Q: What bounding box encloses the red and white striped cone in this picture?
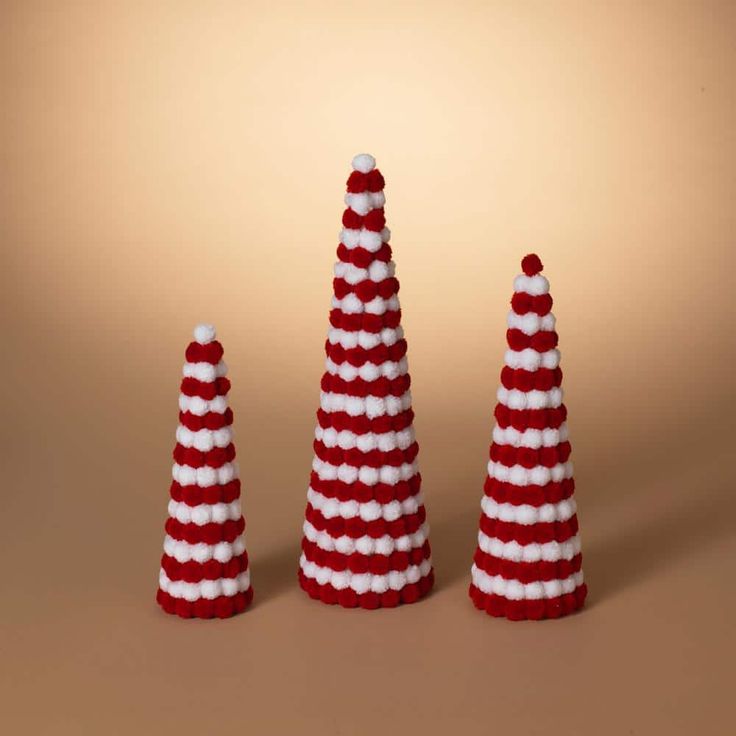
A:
[298,154,434,609]
[156,324,253,619]
[469,255,587,620]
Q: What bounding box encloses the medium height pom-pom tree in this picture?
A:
[469,256,587,620]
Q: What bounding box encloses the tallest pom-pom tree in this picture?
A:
[469,255,587,620]
[298,154,434,609]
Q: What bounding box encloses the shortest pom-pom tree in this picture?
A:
[469,255,587,620]
[156,324,252,619]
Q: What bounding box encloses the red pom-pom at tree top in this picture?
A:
[156,324,253,619]
[469,256,587,620]
[298,154,434,608]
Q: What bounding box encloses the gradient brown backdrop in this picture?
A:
[2,1,735,734]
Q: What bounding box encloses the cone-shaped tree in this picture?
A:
[469,255,587,620]
[157,324,252,618]
[299,154,434,609]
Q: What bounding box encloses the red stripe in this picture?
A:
[178,408,233,432]
[180,376,231,400]
[337,242,391,269]
[325,339,407,367]
[346,169,385,194]
[342,207,386,231]
[172,442,236,469]
[483,476,575,505]
[156,587,252,619]
[510,292,553,316]
[170,479,241,506]
[165,516,245,545]
[160,551,249,583]
[320,372,409,398]
[305,503,425,539]
[494,404,567,431]
[489,441,572,468]
[301,538,431,574]
[478,513,578,545]
[472,549,583,583]
[501,366,562,392]
[506,328,559,352]
[313,439,418,468]
[468,582,586,620]
[184,341,224,364]
[310,471,421,503]
[329,309,401,333]
[316,408,414,435]
[333,277,398,301]
[299,568,433,609]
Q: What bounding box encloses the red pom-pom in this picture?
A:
[521,253,543,276]
[215,596,235,618]
[366,169,385,192]
[346,171,368,193]
[342,208,362,229]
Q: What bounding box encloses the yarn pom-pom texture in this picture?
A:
[156,325,253,619]
[298,154,434,609]
[468,256,587,620]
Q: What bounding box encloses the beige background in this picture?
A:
[2,1,735,733]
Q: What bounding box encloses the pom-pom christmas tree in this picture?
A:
[469,255,587,620]
[156,324,253,618]
[298,154,434,608]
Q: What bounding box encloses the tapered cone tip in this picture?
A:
[521,254,543,276]
[351,153,376,173]
[193,324,217,344]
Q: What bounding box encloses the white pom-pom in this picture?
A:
[352,153,376,173]
[193,323,216,344]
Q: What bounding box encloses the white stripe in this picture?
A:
[300,554,431,595]
[163,535,247,564]
[481,496,576,525]
[339,228,382,251]
[325,356,408,382]
[307,487,423,521]
[167,499,242,525]
[476,532,581,563]
[492,424,569,449]
[158,569,251,601]
[331,294,400,315]
[334,260,395,285]
[319,390,412,418]
[504,348,560,371]
[176,425,233,451]
[182,360,228,383]
[497,386,563,410]
[327,326,403,350]
[315,425,415,452]
[471,565,583,600]
[178,394,228,416]
[507,311,555,335]
[513,273,550,296]
[343,191,386,216]
[312,457,418,486]
[172,461,238,487]
[302,520,429,556]
[486,460,574,487]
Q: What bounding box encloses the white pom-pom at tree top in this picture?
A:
[156,325,253,618]
[298,154,434,608]
[469,254,587,620]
